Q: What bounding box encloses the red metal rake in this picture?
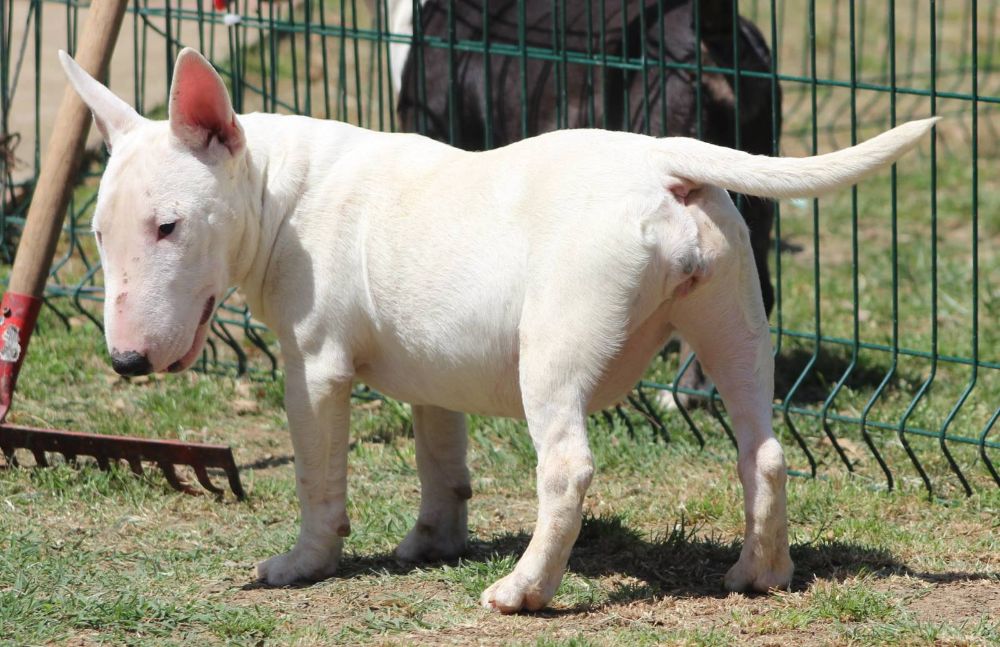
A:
[0,0,245,500]
[0,424,244,498]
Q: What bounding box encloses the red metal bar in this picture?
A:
[0,292,42,422]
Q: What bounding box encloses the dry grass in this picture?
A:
[0,310,998,644]
[2,1,998,644]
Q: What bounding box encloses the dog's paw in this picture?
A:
[654,390,679,411]
[256,544,341,586]
[723,554,793,593]
[396,520,467,563]
[654,388,712,412]
[480,570,557,613]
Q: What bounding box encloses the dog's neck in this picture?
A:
[230,113,365,325]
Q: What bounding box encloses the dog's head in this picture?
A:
[61,48,249,376]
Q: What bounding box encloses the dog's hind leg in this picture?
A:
[671,240,793,593]
[396,405,471,562]
[479,271,637,612]
[666,195,775,412]
[257,354,353,585]
[479,356,594,612]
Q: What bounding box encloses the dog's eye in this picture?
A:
[157,222,177,240]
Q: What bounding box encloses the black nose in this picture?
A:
[110,349,152,376]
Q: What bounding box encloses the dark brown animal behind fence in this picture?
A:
[397,0,781,401]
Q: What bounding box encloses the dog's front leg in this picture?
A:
[257,356,352,585]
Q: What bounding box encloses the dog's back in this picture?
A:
[395,0,782,375]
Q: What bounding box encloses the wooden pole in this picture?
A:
[8,0,129,297]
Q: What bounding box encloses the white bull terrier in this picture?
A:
[60,48,935,613]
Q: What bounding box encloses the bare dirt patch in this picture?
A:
[904,577,1000,624]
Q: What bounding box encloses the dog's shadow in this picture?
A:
[246,514,990,606]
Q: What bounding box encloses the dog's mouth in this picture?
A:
[166,295,216,373]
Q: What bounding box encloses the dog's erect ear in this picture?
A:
[58,50,141,152]
[168,48,245,156]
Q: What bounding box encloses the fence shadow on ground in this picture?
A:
[656,340,911,406]
[249,513,996,608]
[772,345,911,404]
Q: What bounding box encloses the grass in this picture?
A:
[1,307,998,645]
[2,0,998,643]
[45,0,999,496]
[642,139,1000,499]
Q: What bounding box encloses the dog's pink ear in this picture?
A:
[58,50,141,151]
[168,48,244,156]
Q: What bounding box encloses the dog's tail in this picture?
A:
[655,117,938,199]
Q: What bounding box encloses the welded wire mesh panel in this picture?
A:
[725,2,999,498]
[0,0,996,495]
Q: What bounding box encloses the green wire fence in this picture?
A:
[0,0,997,497]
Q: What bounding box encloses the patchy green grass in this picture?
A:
[644,145,1000,499]
[1,307,998,645]
[2,2,997,644]
[6,113,998,647]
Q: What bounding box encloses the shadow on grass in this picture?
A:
[249,513,994,606]
[773,345,914,404]
[653,340,914,410]
[239,454,295,470]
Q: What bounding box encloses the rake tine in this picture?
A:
[225,465,246,501]
[95,452,111,472]
[158,461,199,496]
[1,444,18,467]
[30,448,48,467]
[192,463,225,497]
[126,457,144,476]
[217,452,247,500]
